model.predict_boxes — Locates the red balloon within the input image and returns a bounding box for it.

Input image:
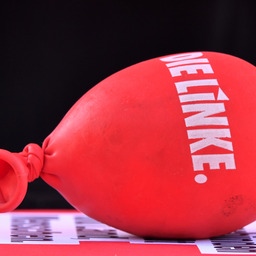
[0,51,256,239]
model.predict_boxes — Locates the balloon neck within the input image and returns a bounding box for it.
[0,143,44,213]
[18,143,44,182]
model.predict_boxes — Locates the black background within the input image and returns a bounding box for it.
[0,0,255,209]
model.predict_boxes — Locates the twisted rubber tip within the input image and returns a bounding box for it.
[0,143,44,212]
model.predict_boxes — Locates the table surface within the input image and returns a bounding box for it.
[0,209,255,256]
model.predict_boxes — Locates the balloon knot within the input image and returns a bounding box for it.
[21,143,44,182]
